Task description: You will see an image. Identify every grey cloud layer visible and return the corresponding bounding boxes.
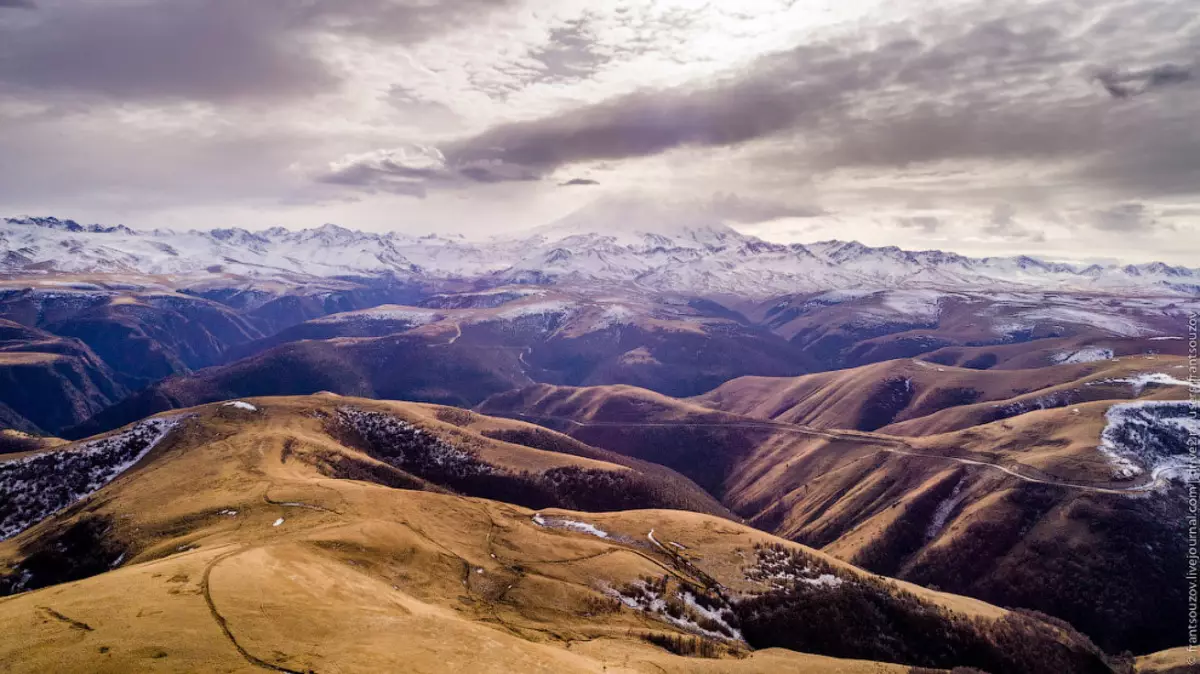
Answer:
[350,0,1196,212]
[0,0,516,102]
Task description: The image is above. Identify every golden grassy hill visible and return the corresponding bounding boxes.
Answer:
[0,396,1122,673]
[478,381,1194,656]
[693,355,1190,435]
[1135,647,1197,674]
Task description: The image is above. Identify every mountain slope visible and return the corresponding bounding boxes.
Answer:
[0,396,1124,673]
[479,382,1196,654]
[64,333,532,439]
[0,320,126,434]
[731,288,1197,369]
[694,355,1191,435]
[66,292,818,438]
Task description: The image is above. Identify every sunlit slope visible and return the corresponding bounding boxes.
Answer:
[480,381,1195,655]
[0,396,1117,674]
[694,355,1189,435]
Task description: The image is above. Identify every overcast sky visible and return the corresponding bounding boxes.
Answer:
[1,0,1197,264]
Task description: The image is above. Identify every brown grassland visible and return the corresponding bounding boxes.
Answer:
[0,396,1135,673]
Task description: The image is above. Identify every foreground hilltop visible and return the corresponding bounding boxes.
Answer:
[0,396,1138,673]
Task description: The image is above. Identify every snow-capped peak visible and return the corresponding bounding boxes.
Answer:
[3,214,1198,298]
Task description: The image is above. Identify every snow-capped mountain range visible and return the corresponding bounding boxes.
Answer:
[3,210,1198,297]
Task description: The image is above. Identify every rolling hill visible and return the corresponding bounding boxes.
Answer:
[479,381,1196,654]
[694,355,1191,435]
[3,212,1197,670]
[64,291,819,438]
[0,396,1128,673]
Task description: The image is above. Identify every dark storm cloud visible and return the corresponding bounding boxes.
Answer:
[0,0,35,9]
[315,149,440,197]
[559,178,600,186]
[442,37,863,171]
[457,162,539,183]
[1095,63,1192,98]
[0,0,516,103]
[439,14,1064,171]
[314,146,537,196]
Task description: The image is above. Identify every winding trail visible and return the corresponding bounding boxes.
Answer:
[501,412,1163,495]
[200,547,313,674]
[879,447,1168,494]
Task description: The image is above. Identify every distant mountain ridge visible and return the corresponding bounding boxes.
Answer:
[3,212,1197,297]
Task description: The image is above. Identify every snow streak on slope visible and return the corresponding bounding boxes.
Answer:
[0,416,181,540]
[926,477,969,541]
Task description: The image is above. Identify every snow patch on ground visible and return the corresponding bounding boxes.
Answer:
[1108,373,1192,395]
[0,416,182,541]
[591,304,636,329]
[993,390,1080,417]
[470,286,544,297]
[743,545,846,591]
[531,513,609,538]
[316,307,439,325]
[495,300,576,320]
[992,320,1036,337]
[1097,400,1200,481]
[1051,347,1114,364]
[880,289,947,322]
[609,578,743,642]
[799,574,844,589]
[810,288,877,305]
[680,591,744,641]
[272,518,284,527]
[1022,308,1148,337]
[223,401,258,411]
[840,290,947,328]
[335,407,491,477]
